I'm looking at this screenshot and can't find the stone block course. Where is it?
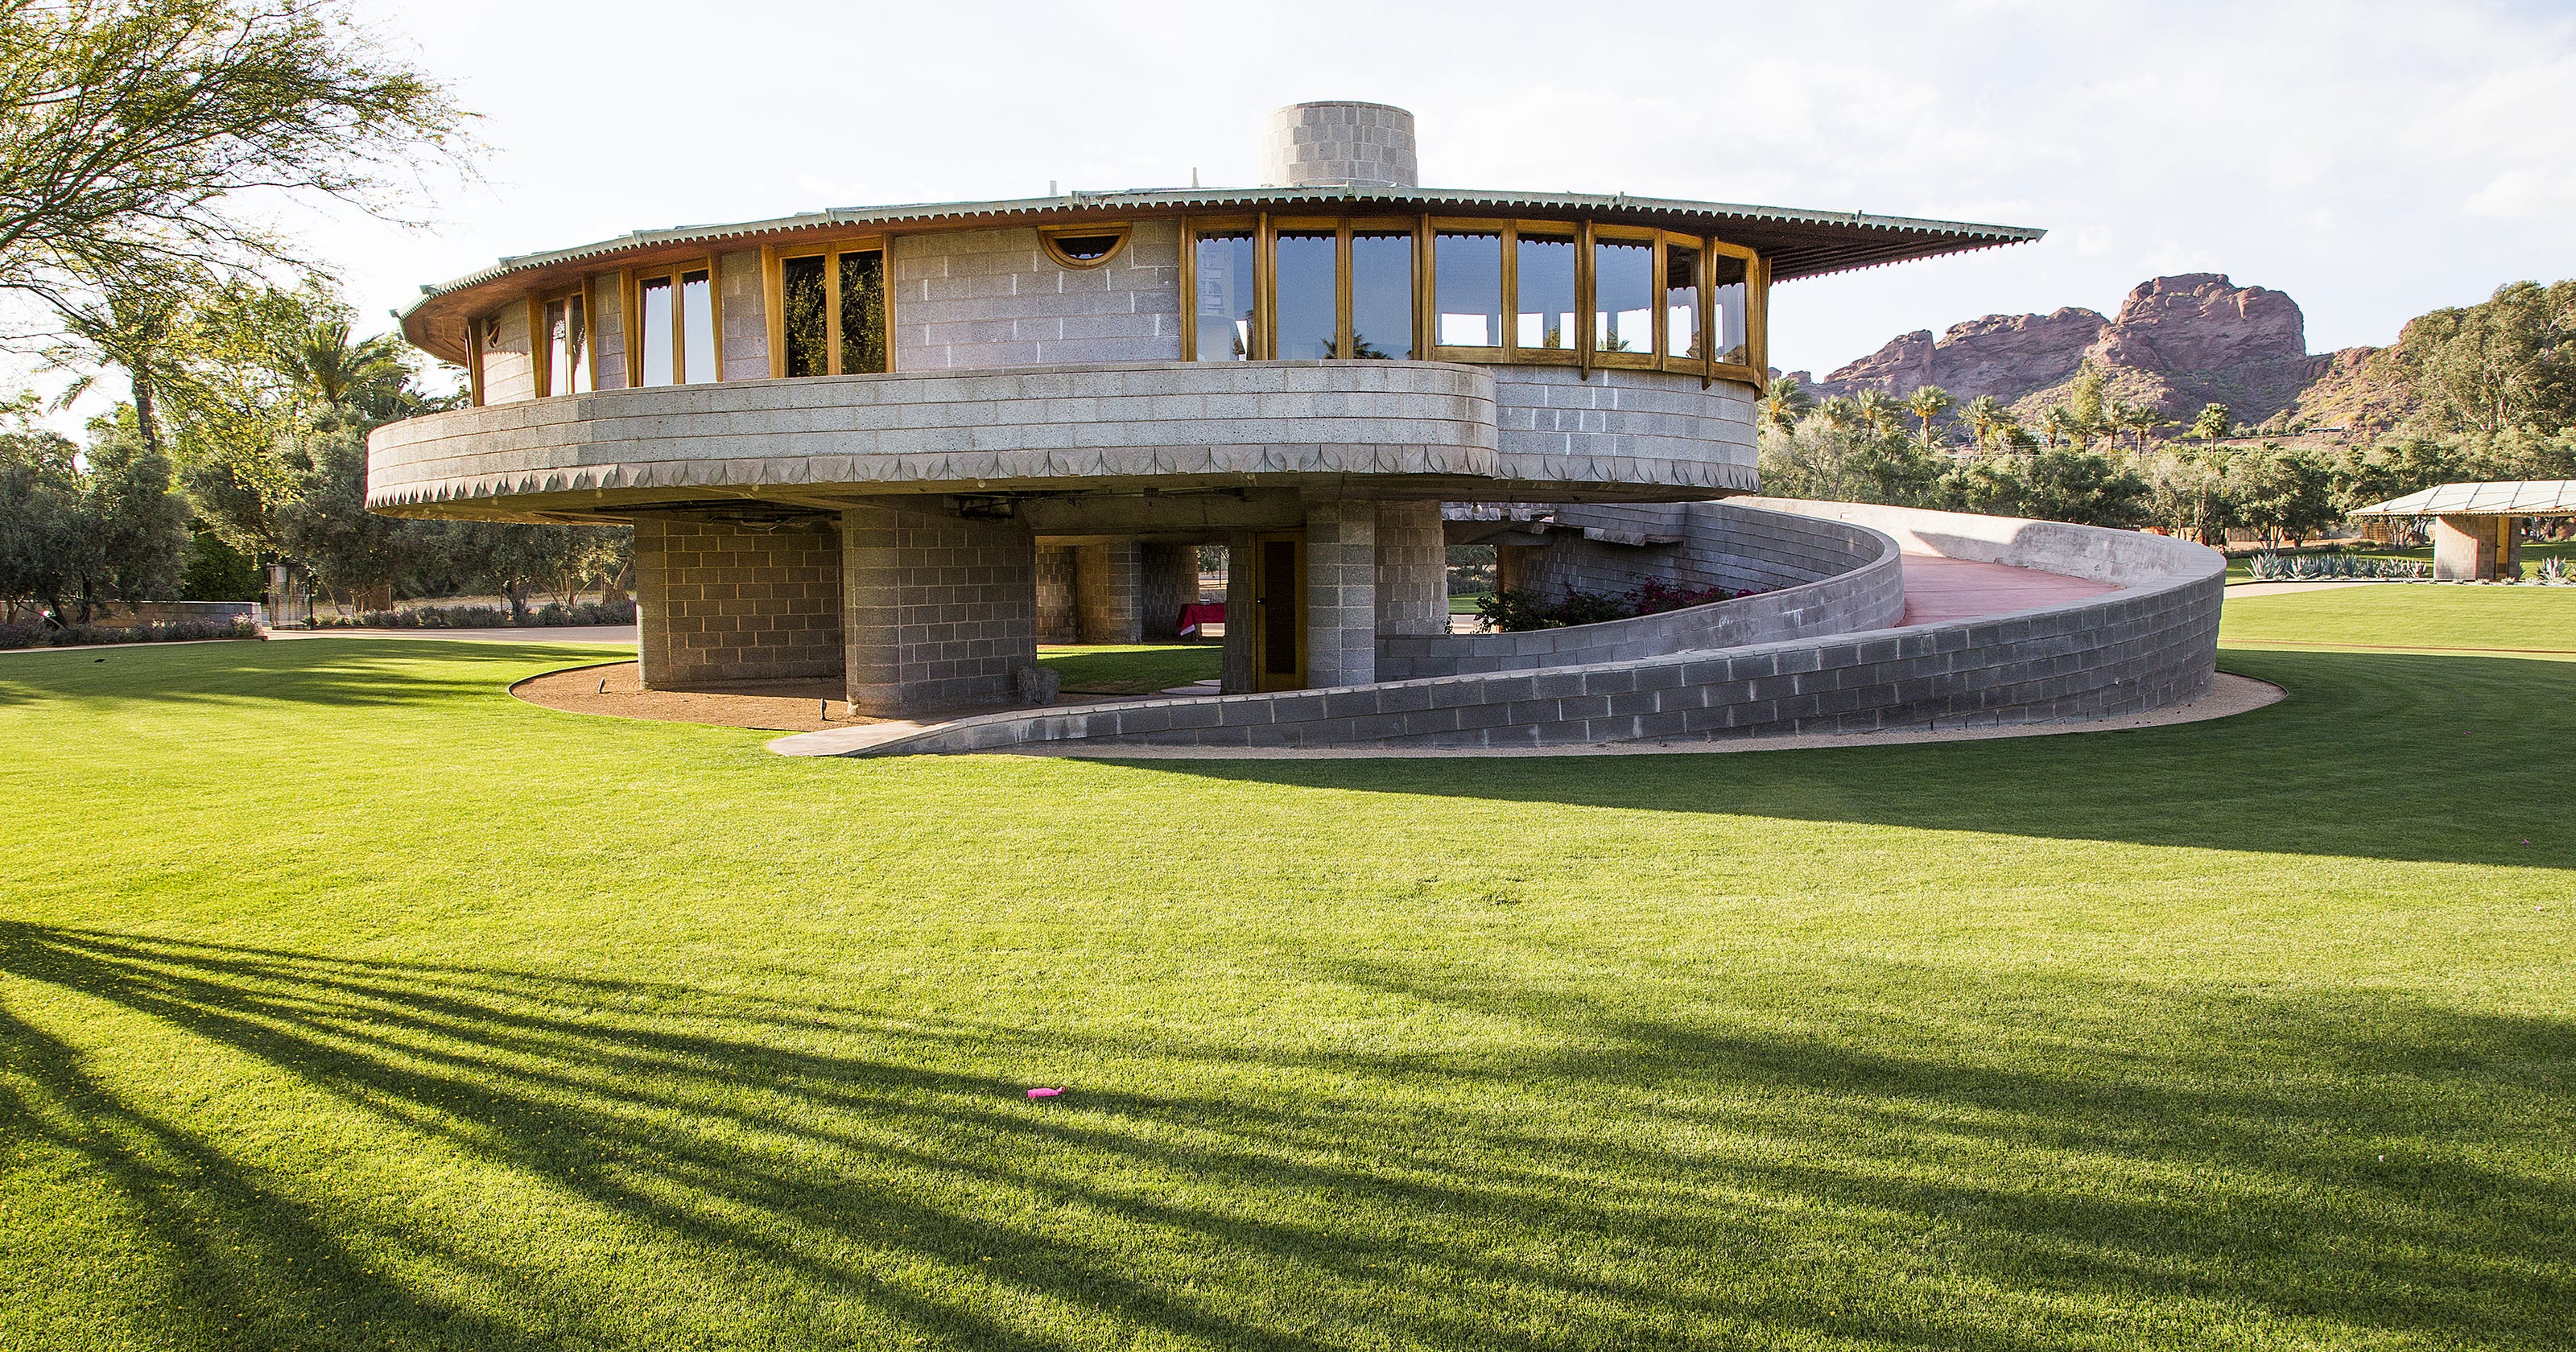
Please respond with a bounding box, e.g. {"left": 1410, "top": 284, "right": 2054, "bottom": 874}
{"left": 635, "top": 516, "right": 843, "bottom": 687}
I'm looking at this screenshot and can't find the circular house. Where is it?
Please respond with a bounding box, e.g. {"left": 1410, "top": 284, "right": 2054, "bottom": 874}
{"left": 373, "top": 102, "right": 2223, "bottom": 750}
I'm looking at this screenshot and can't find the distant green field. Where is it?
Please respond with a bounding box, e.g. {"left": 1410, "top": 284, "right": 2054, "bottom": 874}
{"left": 1038, "top": 642, "right": 1221, "bottom": 694}
{"left": 2, "top": 592, "right": 2568, "bottom": 1350}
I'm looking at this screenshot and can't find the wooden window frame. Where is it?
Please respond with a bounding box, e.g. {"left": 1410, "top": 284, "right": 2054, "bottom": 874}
{"left": 762, "top": 235, "right": 893, "bottom": 378}
{"left": 1589, "top": 225, "right": 1661, "bottom": 373}
{"left": 466, "top": 313, "right": 492, "bottom": 406}
{"left": 1425, "top": 217, "right": 1509, "bottom": 362}
{"left": 1707, "top": 239, "right": 1763, "bottom": 389}
{"left": 1038, "top": 224, "right": 1132, "bottom": 270}
{"left": 1505, "top": 221, "right": 1582, "bottom": 367}
{"left": 621, "top": 257, "right": 725, "bottom": 388}
{"left": 1180, "top": 216, "right": 1265, "bottom": 361}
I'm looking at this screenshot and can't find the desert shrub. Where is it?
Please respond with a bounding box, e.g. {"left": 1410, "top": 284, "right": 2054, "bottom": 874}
{"left": 309, "top": 598, "right": 637, "bottom": 629}
{"left": 2246, "top": 551, "right": 2430, "bottom": 581}
{"left": 2537, "top": 557, "right": 2572, "bottom": 584}
{"left": 0, "top": 616, "right": 262, "bottom": 649}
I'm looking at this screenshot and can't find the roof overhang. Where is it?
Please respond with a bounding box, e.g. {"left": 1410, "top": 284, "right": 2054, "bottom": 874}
{"left": 2349, "top": 480, "right": 2576, "bottom": 517}
{"left": 396, "top": 186, "right": 2044, "bottom": 364}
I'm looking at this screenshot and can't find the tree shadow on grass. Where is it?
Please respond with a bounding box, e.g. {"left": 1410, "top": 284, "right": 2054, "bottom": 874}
{"left": 1119, "top": 648, "right": 2576, "bottom": 870}
{"left": 3, "top": 925, "right": 2569, "bottom": 1350}
{"left": 0, "top": 640, "right": 616, "bottom": 712}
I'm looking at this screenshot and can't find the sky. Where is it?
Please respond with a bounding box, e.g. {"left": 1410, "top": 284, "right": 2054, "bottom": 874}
{"left": 28, "top": 0, "right": 2576, "bottom": 425}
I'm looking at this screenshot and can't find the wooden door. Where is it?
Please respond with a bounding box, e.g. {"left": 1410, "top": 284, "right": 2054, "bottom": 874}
{"left": 1250, "top": 531, "right": 1307, "bottom": 691}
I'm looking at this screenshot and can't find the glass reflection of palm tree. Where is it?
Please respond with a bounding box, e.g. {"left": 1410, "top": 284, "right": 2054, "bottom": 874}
{"left": 1352, "top": 332, "right": 1389, "bottom": 360}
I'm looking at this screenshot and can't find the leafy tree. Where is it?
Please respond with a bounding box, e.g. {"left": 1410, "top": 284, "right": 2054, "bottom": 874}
{"left": 2064, "top": 361, "right": 2108, "bottom": 446}
{"left": 272, "top": 423, "right": 420, "bottom": 610}
{"left": 2190, "top": 402, "right": 2232, "bottom": 447}
{"left": 1903, "top": 385, "right": 1954, "bottom": 451}
{"left": 1852, "top": 387, "right": 1902, "bottom": 439}
{"left": 2039, "top": 406, "right": 2076, "bottom": 449}
{"left": 435, "top": 521, "right": 628, "bottom": 620}
{"left": 0, "top": 0, "right": 469, "bottom": 336}
{"left": 0, "top": 406, "right": 188, "bottom": 623}
{"left": 2137, "top": 448, "right": 2236, "bottom": 545}
{"left": 2227, "top": 445, "right": 2339, "bottom": 545}
{"left": 1757, "top": 416, "right": 1941, "bottom": 506}
{"left": 2390, "top": 280, "right": 2576, "bottom": 435}
{"left": 1935, "top": 449, "right": 2149, "bottom": 529}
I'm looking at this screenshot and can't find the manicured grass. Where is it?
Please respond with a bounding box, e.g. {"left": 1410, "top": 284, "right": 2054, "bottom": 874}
{"left": 1450, "top": 592, "right": 1490, "bottom": 614}
{"left": 2, "top": 599, "right": 2570, "bottom": 1350}
{"left": 2220, "top": 585, "right": 2576, "bottom": 650}
{"left": 1038, "top": 642, "right": 1221, "bottom": 694}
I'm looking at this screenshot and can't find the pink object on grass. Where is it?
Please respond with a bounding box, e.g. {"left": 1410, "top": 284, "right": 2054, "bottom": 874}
{"left": 1026, "top": 1087, "right": 1064, "bottom": 1099}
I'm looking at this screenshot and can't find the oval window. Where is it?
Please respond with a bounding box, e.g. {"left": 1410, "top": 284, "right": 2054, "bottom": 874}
{"left": 1041, "top": 228, "right": 1129, "bottom": 269}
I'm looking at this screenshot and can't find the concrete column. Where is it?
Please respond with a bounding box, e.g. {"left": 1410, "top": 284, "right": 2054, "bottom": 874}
{"left": 634, "top": 515, "right": 843, "bottom": 689}
{"left": 1073, "top": 541, "right": 1142, "bottom": 644}
{"left": 1139, "top": 542, "right": 1199, "bottom": 641}
{"left": 1373, "top": 501, "right": 1449, "bottom": 636}
{"left": 1034, "top": 545, "right": 1078, "bottom": 644}
{"left": 841, "top": 501, "right": 1036, "bottom": 715}
{"left": 2433, "top": 515, "right": 2502, "bottom": 581}
{"left": 1221, "top": 533, "right": 1256, "bottom": 694}
{"left": 1305, "top": 499, "right": 1377, "bottom": 688}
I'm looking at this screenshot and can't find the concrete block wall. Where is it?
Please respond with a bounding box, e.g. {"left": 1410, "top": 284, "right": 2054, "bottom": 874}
{"left": 479, "top": 301, "right": 535, "bottom": 406}
{"left": 1261, "top": 102, "right": 1419, "bottom": 188}
{"left": 1035, "top": 545, "right": 1078, "bottom": 644}
{"left": 840, "top": 501, "right": 1036, "bottom": 714}
{"left": 891, "top": 224, "right": 1183, "bottom": 370}
{"left": 1305, "top": 500, "right": 1377, "bottom": 687}
{"left": 634, "top": 516, "right": 844, "bottom": 686}
{"left": 1380, "top": 504, "right": 1901, "bottom": 680}
{"left": 1074, "top": 542, "right": 1143, "bottom": 644}
{"left": 1374, "top": 501, "right": 1449, "bottom": 637}
{"left": 590, "top": 279, "right": 627, "bottom": 392}
{"left": 1491, "top": 368, "right": 1759, "bottom": 495}
{"left": 720, "top": 250, "right": 770, "bottom": 382}
{"left": 849, "top": 501, "right": 2226, "bottom": 755}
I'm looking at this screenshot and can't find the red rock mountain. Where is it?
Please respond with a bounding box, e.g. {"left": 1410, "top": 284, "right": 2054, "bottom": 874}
{"left": 1798, "top": 274, "right": 2382, "bottom": 430}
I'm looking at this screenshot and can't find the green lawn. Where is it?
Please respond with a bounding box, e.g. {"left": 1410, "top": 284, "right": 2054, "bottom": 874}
{"left": 2226, "top": 538, "right": 2576, "bottom": 583}
{"left": 2, "top": 598, "right": 2570, "bottom": 1350}
{"left": 1038, "top": 643, "right": 1221, "bottom": 694}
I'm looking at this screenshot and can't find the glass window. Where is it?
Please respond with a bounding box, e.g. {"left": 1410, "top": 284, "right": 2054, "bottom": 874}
{"left": 1349, "top": 231, "right": 1414, "bottom": 359}
{"left": 681, "top": 270, "right": 716, "bottom": 382}
{"left": 1593, "top": 237, "right": 1654, "bottom": 355}
{"left": 637, "top": 277, "right": 674, "bottom": 386}
{"left": 1274, "top": 231, "right": 1338, "bottom": 361}
{"left": 543, "top": 295, "right": 589, "bottom": 394}
{"left": 780, "top": 255, "right": 828, "bottom": 378}
{"left": 1193, "top": 230, "right": 1257, "bottom": 361}
{"left": 1434, "top": 230, "right": 1501, "bottom": 348}
{"left": 839, "top": 250, "right": 886, "bottom": 375}
{"left": 1712, "top": 252, "right": 1750, "bottom": 366}
{"left": 1664, "top": 243, "right": 1703, "bottom": 360}
{"left": 1514, "top": 233, "right": 1575, "bottom": 351}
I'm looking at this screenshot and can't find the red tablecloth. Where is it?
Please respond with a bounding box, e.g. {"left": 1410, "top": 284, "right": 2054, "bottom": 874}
{"left": 1176, "top": 602, "right": 1226, "bottom": 637}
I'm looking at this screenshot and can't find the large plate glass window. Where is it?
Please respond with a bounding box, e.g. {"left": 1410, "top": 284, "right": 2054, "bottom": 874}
{"left": 1513, "top": 229, "right": 1576, "bottom": 353}
{"left": 634, "top": 264, "right": 718, "bottom": 385}
{"left": 1591, "top": 233, "right": 1656, "bottom": 361}
{"left": 1192, "top": 229, "right": 1257, "bottom": 361}
{"left": 773, "top": 244, "right": 888, "bottom": 377}
{"left": 1348, "top": 229, "right": 1414, "bottom": 358}
{"left": 1432, "top": 229, "right": 1501, "bottom": 352}
{"left": 1272, "top": 229, "right": 1338, "bottom": 361}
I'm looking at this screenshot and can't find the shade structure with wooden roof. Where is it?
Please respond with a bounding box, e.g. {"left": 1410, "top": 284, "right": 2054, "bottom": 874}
{"left": 2349, "top": 480, "right": 2576, "bottom": 580}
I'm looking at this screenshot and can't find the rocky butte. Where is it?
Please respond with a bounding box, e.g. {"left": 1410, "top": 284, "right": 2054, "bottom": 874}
{"left": 1798, "top": 274, "right": 2401, "bottom": 432}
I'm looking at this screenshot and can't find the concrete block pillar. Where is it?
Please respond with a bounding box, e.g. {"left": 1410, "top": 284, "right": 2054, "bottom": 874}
{"left": 840, "top": 501, "right": 1037, "bottom": 715}
{"left": 1074, "top": 541, "right": 1142, "bottom": 644}
{"left": 1034, "top": 545, "right": 1078, "bottom": 644}
{"left": 1373, "top": 501, "right": 1449, "bottom": 636}
{"left": 634, "top": 515, "right": 844, "bottom": 689}
{"left": 1222, "top": 533, "right": 1256, "bottom": 694}
{"left": 2433, "top": 514, "right": 2515, "bottom": 581}
{"left": 1304, "top": 499, "right": 1377, "bottom": 688}
{"left": 1139, "top": 542, "right": 1199, "bottom": 641}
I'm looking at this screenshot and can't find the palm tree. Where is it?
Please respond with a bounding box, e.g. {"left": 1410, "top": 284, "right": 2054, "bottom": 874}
{"left": 2125, "top": 403, "right": 2168, "bottom": 449}
{"left": 1817, "top": 394, "right": 1864, "bottom": 432}
{"left": 2039, "top": 405, "right": 2075, "bottom": 449}
{"left": 276, "top": 319, "right": 414, "bottom": 422}
{"left": 1903, "top": 385, "right": 1955, "bottom": 452}
{"left": 1962, "top": 394, "right": 2008, "bottom": 453}
{"left": 1758, "top": 375, "right": 1813, "bottom": 435}
{"left": 1853, "top": 387, "right": 1902, "bottom": 440}
{"left": 2190, "top": 402, "right": 2231, "bottom": 448}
